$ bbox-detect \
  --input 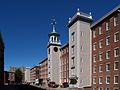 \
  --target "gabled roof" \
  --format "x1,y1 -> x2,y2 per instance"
91,4 -> 120,28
